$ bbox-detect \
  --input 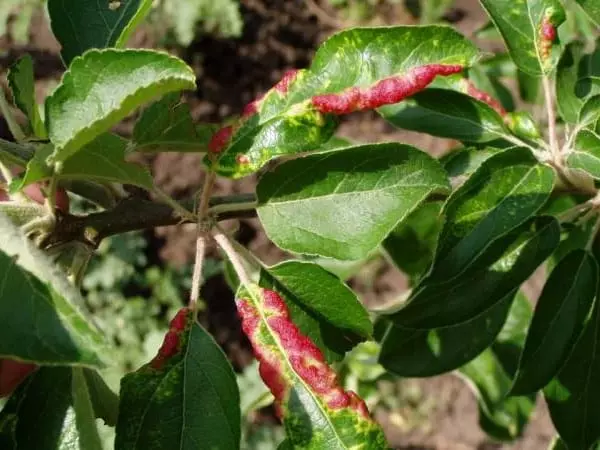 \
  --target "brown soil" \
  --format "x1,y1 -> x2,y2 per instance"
0,1 -> 555,448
